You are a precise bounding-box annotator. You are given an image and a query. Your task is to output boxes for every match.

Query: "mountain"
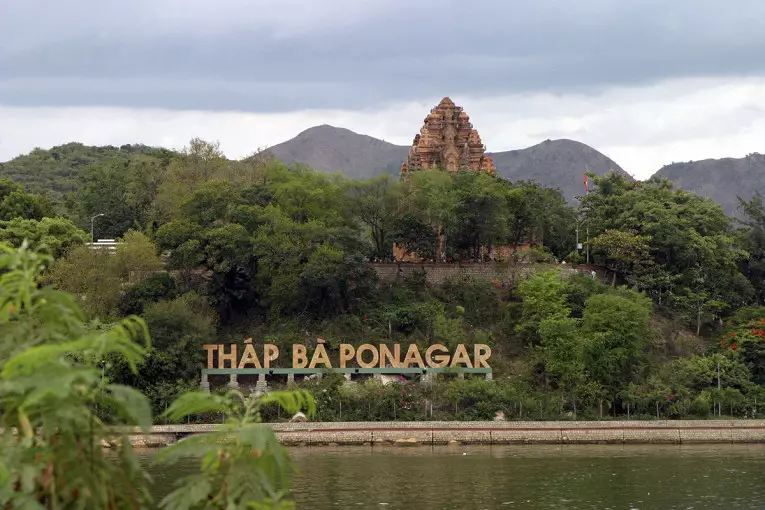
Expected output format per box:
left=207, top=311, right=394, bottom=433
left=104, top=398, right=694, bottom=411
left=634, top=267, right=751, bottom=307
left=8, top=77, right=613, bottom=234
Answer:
left=267, top=125, right=627, bottom=201
left=489, top=139, right=627, bottom=202
left=653, top=153, right=765, bottom=216
left=266, top=125, right=408, bottom=179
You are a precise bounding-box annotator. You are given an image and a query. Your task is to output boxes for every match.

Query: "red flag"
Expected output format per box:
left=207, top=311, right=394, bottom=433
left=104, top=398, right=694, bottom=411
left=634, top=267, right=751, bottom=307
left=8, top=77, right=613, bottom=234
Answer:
left=584, top=174, right=589, bottom=194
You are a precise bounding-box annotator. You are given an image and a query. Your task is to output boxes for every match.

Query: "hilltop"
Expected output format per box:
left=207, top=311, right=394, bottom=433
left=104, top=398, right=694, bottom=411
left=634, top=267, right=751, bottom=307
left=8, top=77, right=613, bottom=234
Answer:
left=0, top=130, right=628, bottom=205
left=266, top=125, right=628, bottom=201
left=0, top=142, right=173, bottom=199
left=653, top=153, right=765, bottom=216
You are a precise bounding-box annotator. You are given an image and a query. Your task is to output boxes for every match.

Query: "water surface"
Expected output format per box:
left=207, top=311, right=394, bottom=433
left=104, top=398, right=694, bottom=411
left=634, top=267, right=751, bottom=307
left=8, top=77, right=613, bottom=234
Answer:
left=142, top=444, right=765, bottom=509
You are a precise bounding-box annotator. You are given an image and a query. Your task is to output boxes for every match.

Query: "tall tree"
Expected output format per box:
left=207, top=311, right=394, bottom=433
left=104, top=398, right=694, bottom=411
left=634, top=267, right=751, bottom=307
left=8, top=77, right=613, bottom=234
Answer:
left=590, top=229, right=653, bottom=286
left=582, top=172, right=752, bottom=330
left=0, top=178, right=53, bottom=221
left=737, top=191, right=765, bottom=304
left=348, top=174, right=399, bottom=260
left=154, top=138, right=228, bottom=221
left=51, top=230, right=164, bottom=318
left=447, top=172, right=508, bottom=260
left=0, top=217, right=88, bottom=258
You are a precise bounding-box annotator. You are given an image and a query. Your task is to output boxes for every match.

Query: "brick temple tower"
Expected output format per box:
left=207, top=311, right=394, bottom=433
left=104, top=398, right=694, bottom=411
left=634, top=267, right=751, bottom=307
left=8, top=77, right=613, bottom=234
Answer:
left=400, top=97, right=496, bottom=177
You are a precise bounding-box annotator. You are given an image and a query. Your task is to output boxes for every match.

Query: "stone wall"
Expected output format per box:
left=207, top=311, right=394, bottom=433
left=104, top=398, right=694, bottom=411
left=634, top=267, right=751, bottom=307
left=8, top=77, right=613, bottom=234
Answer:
left=369, top=262, right=592, bottom=285
left=123, top=420, right=765, bottom=447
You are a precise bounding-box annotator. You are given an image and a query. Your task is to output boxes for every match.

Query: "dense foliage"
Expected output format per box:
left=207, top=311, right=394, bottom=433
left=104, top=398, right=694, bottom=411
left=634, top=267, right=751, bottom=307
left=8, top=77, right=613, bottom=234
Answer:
left=0, top=143, right=174, bottom=200
left=2, top=138, right=765, bottom=422
left=0, top=242, right=314, bottom=508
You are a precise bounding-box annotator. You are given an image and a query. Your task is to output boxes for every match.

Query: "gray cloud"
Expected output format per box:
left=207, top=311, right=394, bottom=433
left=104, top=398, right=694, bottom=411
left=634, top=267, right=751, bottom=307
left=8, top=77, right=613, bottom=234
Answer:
left=3, top=0, right=765, bottom=112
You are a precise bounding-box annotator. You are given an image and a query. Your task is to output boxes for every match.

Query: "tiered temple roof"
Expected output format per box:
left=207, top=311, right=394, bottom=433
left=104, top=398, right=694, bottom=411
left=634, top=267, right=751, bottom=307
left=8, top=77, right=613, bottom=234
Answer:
left=400, top=97, right=495, bottom=176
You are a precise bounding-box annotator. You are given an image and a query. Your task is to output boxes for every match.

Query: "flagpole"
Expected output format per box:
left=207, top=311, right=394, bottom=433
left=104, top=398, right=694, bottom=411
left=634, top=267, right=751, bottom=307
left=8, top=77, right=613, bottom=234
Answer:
left=584, top=167, right=590, bottom=264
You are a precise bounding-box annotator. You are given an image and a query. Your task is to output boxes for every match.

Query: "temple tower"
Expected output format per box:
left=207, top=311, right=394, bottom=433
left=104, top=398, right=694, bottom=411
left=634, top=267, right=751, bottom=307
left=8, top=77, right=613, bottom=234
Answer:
left=400, top=97, right=495, bottom=177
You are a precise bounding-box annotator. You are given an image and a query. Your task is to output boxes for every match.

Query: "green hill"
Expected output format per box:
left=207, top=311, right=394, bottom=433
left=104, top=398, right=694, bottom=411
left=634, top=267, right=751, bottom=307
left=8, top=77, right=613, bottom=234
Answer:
left=0, top=142, right=174, bottom=199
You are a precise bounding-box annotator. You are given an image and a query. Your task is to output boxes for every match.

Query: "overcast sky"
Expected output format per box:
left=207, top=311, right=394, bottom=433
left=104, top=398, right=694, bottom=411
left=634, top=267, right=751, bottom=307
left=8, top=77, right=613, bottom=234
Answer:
left=3, top=0, right=765, bottom=179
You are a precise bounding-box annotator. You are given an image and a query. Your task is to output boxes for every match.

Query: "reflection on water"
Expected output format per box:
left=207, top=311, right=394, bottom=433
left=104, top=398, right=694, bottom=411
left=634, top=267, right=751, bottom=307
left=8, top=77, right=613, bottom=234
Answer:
left=141, top=444, right=765, bottom=509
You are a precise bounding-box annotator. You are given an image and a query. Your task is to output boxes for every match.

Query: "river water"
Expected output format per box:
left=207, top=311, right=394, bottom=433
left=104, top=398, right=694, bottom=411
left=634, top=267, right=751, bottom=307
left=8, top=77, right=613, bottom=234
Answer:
left=140, top=444, right=765, bottom=509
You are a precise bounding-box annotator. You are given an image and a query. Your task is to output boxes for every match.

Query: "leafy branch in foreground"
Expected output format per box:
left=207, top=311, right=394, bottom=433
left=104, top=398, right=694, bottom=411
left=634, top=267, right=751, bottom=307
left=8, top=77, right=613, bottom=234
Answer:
left=156, top=390, right=315, bottom=510
left=0, top=241, right=316, bottom=509
left=0, top=241, right=154, bottom=509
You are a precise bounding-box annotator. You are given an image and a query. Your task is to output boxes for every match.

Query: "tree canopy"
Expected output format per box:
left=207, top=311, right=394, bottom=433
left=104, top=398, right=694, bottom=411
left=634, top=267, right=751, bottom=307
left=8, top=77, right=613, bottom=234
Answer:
left=3, top=139, right=765, bottom=422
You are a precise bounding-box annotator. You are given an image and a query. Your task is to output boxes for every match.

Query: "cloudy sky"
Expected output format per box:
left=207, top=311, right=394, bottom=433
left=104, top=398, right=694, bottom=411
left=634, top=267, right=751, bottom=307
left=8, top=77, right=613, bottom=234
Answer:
left=2, top=0, right=765, bottom=179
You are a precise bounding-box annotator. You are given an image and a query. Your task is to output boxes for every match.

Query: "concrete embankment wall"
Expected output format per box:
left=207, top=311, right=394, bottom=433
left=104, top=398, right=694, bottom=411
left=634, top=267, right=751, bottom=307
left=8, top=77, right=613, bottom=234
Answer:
left=124, top=420, right=765, bottom=447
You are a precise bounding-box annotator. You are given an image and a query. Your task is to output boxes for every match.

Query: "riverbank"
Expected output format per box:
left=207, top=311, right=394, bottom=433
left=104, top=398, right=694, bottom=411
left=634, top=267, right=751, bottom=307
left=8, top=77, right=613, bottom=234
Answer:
left=122, top=420, right=765, bottom=447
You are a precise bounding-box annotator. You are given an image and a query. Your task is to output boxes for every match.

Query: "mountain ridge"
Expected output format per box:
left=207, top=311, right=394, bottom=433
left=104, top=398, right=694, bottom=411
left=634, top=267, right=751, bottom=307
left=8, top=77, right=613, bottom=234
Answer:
left=654, top=152, right=765, bottom=216
left=6, top=125, right=762, bottom=215
left=267, top=125, right=628, bottom=202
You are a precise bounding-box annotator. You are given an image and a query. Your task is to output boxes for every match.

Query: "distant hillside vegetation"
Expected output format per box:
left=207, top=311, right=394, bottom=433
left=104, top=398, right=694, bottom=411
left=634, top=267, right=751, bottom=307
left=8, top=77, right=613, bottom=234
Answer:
left=0, top=130, right=630, bottom=207
left=0, top=143, right=173, bottom=198
left=653, top=153, right=765, bottom=216
left=266, top=126, right=629, bottom=202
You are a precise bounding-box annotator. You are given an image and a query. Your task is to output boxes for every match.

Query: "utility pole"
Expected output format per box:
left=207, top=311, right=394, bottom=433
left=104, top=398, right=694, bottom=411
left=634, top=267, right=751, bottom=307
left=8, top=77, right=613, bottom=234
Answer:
left=90, top=213, right=105, bottom=243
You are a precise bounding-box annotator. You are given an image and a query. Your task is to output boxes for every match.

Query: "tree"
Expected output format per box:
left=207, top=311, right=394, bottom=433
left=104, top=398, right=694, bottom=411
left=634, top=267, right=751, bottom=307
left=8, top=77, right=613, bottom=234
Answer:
left=538, top=315, right=586, bottom=393
left=0, top=178, right=53, bottom=221
left=0, top=241, right=155, bottom=508
left=117, top=272, right=177, bottom=316
left=181, top=179, right=243, bottom=228
left=447, top=172, right=508, bottom=260
left=299, top=245, right=378, bottom=317
left=252, top=203, right=372, bottom=319
left=590, top=229, right=653, bottom=286
left=399, top=170, right=458, bottom=258
left=0, top=241, right=315, bottom=508
left=110, top=292, right=218, bottom=416
left=155, top=220, right=205, bottom=271
left=203, top=223, right=257, bottom=315
left=516, top=270, right=570, bottom=344
left=582, top=172, right=752, bottom=321
left=737, top=191, right=765, bottom=303
left=0, top=216, right=88, bottom=258
left=50, top=245, right=119, bottom=318
left=348, top=175, right=399, bottom=260
left=716, top=308, right=765, bottom=385
left=77, top=157, right=165, bottom=238
left=51, top=230, right=164, bottom=318
left=154, top=138, right=228, bottom=220
left=580, top=291, right=651, bottom=389
left=112, top=230, right=164, bottom=281
left=392, top=213, right=437, bottom=261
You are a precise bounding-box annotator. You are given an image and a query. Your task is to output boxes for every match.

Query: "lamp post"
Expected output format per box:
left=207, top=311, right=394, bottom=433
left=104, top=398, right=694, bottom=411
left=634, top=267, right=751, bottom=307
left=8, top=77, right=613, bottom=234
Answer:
left=90, top=213, right=105, bottom=243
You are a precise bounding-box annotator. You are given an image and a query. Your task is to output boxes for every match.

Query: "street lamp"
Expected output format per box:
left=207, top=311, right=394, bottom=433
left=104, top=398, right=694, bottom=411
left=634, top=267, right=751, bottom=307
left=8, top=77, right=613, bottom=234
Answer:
left=90, top=213, right=105, bottom=243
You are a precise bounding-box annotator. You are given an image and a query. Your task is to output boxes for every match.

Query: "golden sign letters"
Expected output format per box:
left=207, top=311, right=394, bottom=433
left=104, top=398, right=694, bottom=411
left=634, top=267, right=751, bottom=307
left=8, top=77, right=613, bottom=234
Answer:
left=202, top=339, right=491, bottom=370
